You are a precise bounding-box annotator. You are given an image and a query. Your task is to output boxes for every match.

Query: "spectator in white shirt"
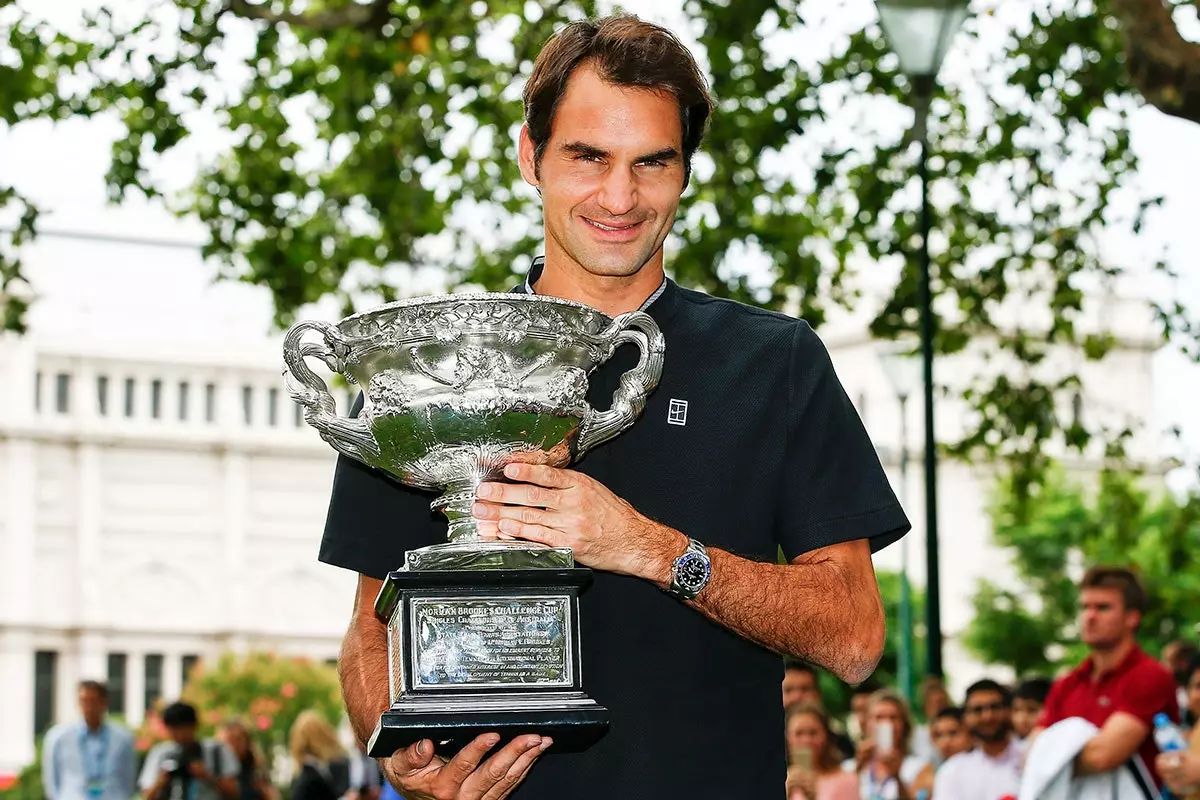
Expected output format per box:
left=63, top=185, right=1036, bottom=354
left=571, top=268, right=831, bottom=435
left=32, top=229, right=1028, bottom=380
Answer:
left=934, top=679, right=1022, bottom=800
left=910, top=706, right=974, bottom=796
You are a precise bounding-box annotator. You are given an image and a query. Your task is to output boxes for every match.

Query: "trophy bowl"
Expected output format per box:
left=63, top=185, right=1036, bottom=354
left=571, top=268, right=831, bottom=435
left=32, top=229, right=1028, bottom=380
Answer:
left=282, top=292, right=664, bottom=569
left=282, top=293, right=665, bottom=757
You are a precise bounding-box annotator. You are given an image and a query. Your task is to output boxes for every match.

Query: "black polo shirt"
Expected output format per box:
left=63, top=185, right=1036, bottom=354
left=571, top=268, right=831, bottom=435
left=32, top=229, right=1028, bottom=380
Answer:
left=319, top=270, right=909, bottom=799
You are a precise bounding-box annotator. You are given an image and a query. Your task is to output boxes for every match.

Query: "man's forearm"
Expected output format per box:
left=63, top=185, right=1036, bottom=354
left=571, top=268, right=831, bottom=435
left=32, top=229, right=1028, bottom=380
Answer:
left=339, top=610, right=393, bottom=748
left=645, top=531, right=884, bottom=684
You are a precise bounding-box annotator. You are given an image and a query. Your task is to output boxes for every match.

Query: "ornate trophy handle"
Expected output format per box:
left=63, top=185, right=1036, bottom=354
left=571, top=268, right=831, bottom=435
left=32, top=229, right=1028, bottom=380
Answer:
left=576, top=311, right=666, bottom=457
left=282, top=320, right=380, bottom=463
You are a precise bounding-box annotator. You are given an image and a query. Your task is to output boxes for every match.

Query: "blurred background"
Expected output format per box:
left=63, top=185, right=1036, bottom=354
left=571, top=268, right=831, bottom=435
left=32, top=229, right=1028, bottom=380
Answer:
left=1, top=0, right=1198, bottom=791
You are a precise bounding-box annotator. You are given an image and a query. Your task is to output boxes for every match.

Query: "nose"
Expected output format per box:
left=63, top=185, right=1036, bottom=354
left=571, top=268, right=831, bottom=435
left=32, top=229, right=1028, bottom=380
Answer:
left=596, top=165, right=637, bottom=217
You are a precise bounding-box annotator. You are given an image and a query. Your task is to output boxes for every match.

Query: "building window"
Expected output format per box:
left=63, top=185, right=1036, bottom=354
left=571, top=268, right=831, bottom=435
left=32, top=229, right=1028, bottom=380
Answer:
left=97, top=375, right=109, bottom=417
left=106, top=653, right=128, bottom=718
left=34, top=650, right=58, bottom=737
left=150, top=379, right=163, bottom=419
left=34, top=370, right=42, bottom=412
left=178, top=381, right=190, bottom=421
left=144, top=653, right=164, bottom=712
left=242, top=386, right=253, bottom=426
left=205, top=383, right=217, bottom=423
left=124, top=378, right=136, bottom=418
left=181, top=654, right=200, bottom=688
left=267, top=388, right=279, bottom=427
left=55, top=373, right=71, bottom=414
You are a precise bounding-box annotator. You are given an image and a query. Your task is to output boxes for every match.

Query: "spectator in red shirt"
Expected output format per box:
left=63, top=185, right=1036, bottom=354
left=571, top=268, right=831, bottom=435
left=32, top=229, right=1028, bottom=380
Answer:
left=1033, top=565, right=1178, bottom=786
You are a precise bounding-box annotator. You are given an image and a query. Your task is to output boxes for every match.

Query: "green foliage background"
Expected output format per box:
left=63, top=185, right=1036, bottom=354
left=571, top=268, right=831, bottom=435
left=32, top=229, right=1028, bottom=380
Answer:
left=964, top=466, right=1200, bottom=677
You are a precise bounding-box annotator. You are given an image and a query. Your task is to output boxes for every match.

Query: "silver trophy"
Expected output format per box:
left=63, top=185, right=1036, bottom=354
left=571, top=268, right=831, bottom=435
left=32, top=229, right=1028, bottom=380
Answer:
left=282, top=292, right=664, bottom=757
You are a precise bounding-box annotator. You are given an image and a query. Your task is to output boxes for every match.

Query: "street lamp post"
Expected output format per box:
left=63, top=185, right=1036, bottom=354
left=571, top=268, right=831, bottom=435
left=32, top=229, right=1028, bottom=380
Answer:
left=875, top=0, right=968, bottom=680
left=879, top=343, right=923, bottom=703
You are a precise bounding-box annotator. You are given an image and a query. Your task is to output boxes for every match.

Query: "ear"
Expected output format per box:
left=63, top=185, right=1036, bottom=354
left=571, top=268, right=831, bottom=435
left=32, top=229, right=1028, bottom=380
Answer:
left=518, top=125, right=540, bottom=188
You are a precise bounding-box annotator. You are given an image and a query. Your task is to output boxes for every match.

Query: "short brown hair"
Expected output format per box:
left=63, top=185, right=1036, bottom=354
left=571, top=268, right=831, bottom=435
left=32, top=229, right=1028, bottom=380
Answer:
left=523, top=14, right=713, bottom=186
left=78, top=680, right=108, bottom=701
left=1080, top=565, right=1147, bottom=614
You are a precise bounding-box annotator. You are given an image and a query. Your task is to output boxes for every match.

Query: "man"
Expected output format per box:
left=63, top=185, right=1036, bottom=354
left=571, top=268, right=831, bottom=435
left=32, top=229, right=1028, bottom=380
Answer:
left=933, top=679, right=1022, bottom=799
left=1011, top=676, right=1051, bottom=745
left=783, top=661, right=821, bottom=708
left=322, top=13, right=908, bottom=800
left=848, top=681, right=880, bottom=744
left=1034, top=566, right=1178, bottom=786
left=42, top=681, right=136, bottom=800
left=910, top=707, right=973, bottom=795
left=139, top=702, right=238, bottom=800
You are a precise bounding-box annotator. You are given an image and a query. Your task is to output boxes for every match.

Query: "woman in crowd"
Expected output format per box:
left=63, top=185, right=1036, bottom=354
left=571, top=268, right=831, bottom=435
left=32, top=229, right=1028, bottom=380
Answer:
left=1157, top=653, right=1200, bottom=798
left=218, top=719, right=279, bottom=800
left=855, top=690, right=927, bottom=800
left=909, top=707, right=973, bottom=797
left=783, top=702, right=858, bottom=800
left=289, top=711, right=351, bottom=800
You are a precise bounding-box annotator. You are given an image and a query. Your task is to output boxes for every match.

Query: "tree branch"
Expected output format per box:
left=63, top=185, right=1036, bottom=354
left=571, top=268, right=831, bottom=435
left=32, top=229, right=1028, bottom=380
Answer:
left=225, top=0, right=389, bottom=32
left=1111, top=0, right=1200, bottom=124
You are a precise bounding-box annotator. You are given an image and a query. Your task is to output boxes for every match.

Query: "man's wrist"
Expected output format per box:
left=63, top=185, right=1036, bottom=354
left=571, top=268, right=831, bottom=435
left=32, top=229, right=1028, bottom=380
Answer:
left=633, top=522, right=688, bottom=589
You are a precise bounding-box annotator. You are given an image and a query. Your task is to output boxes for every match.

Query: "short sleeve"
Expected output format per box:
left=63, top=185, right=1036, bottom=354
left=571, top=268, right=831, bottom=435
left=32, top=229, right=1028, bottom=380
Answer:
left=1113, top=663, right=1177, bottom=727
left=317, top=396, right=446, bottom=579
left=775, top=322, right=910, bottom=560
left=138, top=744, right=164, bottom=790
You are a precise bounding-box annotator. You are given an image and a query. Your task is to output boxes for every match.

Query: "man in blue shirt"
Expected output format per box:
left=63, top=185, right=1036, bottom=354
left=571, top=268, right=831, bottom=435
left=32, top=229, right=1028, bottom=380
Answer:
left=43, top=681, right=136, bottom=800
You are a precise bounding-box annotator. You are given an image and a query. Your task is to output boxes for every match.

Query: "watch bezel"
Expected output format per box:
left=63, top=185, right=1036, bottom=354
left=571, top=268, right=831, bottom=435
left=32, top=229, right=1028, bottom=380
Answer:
left=670, top=541, right=711, bottom=599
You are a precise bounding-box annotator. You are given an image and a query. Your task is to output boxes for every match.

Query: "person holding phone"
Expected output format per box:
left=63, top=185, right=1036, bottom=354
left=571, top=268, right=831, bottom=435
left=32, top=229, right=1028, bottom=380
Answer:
left=856, top=690, right=927, bottom=800
left=784, top=703, right=858, bottom=800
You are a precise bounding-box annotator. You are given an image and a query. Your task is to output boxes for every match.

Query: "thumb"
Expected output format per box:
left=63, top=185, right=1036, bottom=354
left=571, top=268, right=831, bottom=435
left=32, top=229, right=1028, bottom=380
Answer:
left=403, top=739, right=435, bottom=770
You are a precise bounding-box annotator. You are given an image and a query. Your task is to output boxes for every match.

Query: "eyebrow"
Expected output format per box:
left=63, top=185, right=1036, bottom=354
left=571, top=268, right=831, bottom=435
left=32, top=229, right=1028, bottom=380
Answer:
left=559, top=142, right=682, bottom=163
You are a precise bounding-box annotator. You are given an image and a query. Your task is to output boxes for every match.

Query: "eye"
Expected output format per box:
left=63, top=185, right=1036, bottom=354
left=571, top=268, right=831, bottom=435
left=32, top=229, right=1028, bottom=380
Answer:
left=575, top=153, right=602, bottom=163
left=638, top=159, right=666, bottom=168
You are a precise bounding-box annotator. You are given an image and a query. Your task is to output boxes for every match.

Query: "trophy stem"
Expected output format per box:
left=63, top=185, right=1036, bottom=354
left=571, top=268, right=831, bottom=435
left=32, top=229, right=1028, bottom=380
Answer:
left=432, top=484, right=482, bottom=545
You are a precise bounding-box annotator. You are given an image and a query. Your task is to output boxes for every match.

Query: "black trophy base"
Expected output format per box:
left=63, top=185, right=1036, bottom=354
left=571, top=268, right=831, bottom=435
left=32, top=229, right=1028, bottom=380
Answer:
left=368, top=567, right=610, bottom=759
left=368, top=695, right=610, bottom=758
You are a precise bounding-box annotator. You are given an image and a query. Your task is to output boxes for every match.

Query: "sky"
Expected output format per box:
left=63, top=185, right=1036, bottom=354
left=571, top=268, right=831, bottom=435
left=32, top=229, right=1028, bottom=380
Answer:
left=2, top=0, right=1198, bottom=482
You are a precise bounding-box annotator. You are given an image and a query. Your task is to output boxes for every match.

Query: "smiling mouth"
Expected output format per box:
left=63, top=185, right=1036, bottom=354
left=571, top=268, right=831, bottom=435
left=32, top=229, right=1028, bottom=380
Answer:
left=583, top=217, right=642, bottom=232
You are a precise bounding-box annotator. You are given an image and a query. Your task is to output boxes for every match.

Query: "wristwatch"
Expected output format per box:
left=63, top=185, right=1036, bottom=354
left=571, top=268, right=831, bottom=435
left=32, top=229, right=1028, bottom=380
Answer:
left=667, top=538, right=712, bottom=600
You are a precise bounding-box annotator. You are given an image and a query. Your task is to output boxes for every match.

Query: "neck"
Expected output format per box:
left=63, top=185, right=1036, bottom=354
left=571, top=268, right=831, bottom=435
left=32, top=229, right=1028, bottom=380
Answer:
left=1090, top=638, right=1135, bottom=678
left=535, top=247, right=665, bottom=317
left=980, top=736, right=1010, bottom=758
left=84, top=719, right=103, bottom=732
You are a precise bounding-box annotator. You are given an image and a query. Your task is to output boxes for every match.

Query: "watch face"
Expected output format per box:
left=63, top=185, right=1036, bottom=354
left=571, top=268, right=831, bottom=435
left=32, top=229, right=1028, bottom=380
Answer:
left=677, top=552, right=711, bottom=592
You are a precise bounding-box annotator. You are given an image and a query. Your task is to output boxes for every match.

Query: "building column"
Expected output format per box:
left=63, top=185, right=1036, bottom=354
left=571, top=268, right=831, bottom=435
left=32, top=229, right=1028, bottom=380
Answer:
left=2, top=440, right=37, bottom=626
left=77, top=443, right=103, bottom=627
left=126, top=650, right=145, bottom=727
left=0, top=629, right=36, bottom=772
left=222, top=451, right=249, bottom=637
left=163, top=652, right=183, bottom=703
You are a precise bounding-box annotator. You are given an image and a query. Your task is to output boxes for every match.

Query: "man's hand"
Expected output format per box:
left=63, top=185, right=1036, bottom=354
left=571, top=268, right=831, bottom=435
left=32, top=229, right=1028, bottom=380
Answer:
left=1156, top=750, right=1200, bottom=793
left=380, top=733, right=550, bottom=800
left=473, top=464, right=684, bottom=581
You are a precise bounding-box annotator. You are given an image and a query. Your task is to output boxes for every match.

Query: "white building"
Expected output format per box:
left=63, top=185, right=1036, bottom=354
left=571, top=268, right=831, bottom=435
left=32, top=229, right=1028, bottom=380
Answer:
left=0, top=227, right=1172, bottom=772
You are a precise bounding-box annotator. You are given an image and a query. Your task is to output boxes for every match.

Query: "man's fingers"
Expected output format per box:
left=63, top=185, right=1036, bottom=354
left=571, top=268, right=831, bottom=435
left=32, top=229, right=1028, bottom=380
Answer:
left=392, top=739, right=436, bottom=773
left=432, top=733, right=501, bottom=796
left=476, top=480, right=562, bottom=509
left=465, top=735, right=547, bottom=800
left=491, top=737, right=551, bottom=798
left=496, top=519, right=562, bottom=546
left=503, top=463, right=576, bottom=488
left=474, top=502, right=554, bottom=527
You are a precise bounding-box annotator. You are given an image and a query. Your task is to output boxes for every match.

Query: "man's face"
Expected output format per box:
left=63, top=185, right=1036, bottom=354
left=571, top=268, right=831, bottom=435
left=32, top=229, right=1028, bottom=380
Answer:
left=851, top=693, right=871, bottom=730
left=1011, top=698, right=1042, bottom=739
left=518, top=65, right=686, bottom=282
left=964, top=689, right=1011, bottom=744
left=1079, top=587, right=1138, bottom=650
left=782, top=670, right=819, bottom=707
left=78, top=688, right=107, bottom=727
left=167, top=723, right=197, bottom=745
left=930, top=716, right=972, bottom=761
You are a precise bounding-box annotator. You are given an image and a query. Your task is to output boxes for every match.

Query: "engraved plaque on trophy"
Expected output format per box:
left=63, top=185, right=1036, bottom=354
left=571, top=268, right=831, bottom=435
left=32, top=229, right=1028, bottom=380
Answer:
left=282, top=293, right=664, bottom=757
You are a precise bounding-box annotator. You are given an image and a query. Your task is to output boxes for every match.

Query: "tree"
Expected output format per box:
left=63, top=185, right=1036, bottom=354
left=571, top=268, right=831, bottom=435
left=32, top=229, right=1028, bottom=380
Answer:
left=963, top=464, right=1200, bottom=676
left=2, top=0, right=1198, bottom=491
